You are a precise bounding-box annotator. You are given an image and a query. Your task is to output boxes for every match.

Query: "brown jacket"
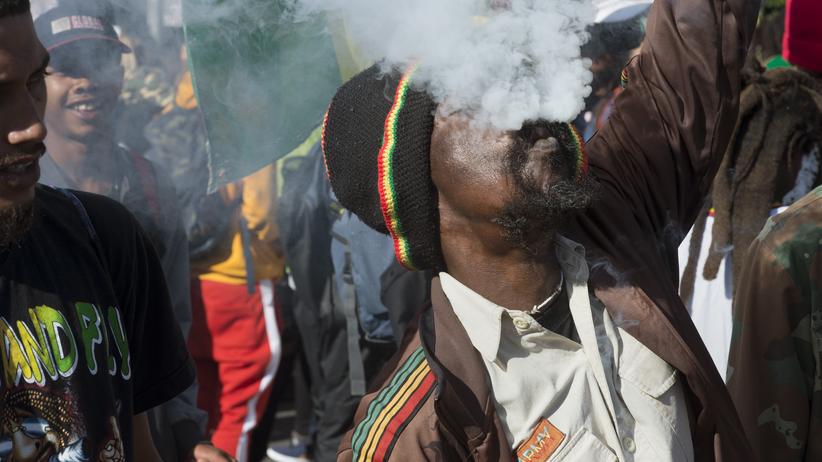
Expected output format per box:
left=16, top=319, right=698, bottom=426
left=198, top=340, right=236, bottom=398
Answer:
left=338, top=0, right=760, bottom=460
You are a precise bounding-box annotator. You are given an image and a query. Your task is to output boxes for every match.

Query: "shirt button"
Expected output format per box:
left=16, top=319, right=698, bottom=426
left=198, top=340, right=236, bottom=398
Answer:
left=513, top=318, right=530, bottom=330
left=622, top=436, right=636, bottom=454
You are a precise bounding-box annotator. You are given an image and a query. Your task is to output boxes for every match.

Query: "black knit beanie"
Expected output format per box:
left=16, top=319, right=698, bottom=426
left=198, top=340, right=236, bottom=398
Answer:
left=322, top=64, right=443, bottom=271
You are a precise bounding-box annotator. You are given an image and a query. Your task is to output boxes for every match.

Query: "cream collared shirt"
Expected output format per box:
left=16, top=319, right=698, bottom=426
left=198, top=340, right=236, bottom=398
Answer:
left=440, top=236, right=693, bottom=462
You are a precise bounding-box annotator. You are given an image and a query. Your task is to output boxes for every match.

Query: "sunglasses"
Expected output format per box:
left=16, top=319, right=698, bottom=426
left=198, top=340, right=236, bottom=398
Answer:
left=0, top=416, right=53, bottom=457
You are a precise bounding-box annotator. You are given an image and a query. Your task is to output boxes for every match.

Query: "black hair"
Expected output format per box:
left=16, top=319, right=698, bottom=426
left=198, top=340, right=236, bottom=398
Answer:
left=582, top=13, right=647, bottom=61
left=0, top=0, right=29, bottom=18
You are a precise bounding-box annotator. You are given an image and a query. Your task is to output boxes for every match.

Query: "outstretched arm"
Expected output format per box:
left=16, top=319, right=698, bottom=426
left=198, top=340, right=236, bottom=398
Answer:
left=587, top=0, right=760, bottom=244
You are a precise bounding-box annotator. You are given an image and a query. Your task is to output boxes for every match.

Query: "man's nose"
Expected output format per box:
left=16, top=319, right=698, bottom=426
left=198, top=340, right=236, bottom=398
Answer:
left=7, top=95, right=47, bottom=146
left=72, top=76, right=99, bottom=94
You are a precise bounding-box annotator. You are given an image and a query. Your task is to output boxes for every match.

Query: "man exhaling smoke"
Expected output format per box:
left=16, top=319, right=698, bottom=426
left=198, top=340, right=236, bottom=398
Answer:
left=494, top=121, right=599, bottom=252
left=320, top=0, right=761, bottom=457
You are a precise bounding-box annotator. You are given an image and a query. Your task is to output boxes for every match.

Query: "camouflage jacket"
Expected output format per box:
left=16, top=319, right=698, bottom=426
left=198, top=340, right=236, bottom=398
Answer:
left=727, top=186, right=822, bottom=462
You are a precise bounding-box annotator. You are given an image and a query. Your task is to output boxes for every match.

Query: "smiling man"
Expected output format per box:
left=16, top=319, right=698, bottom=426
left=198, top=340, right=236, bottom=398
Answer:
left=0, top=0, right=195, bottom=461
left=324, top=0, right=759, bottom=460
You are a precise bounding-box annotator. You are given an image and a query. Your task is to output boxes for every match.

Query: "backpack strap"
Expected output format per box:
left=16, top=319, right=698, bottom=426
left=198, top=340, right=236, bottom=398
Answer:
left=55, top=187, right=109, bottom=274
left=126, top=148, right=163, bottom=229
left=58, top=187, right=97, bottom=240
left=238, top=216, right=257, bottom=295
left=330, top=206, right=367, bottom=396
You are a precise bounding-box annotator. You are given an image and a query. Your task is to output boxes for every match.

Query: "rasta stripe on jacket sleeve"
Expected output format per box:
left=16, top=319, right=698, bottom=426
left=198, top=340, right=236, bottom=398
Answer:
left=351, top=347, right=436, bottom=462
left=377, top=64, right=420, bottom=271
left=567, top=123, right=589, bottom=181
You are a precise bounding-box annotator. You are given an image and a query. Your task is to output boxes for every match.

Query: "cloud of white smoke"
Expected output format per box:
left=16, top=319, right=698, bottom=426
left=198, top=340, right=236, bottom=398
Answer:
left=294, top=0, right=596, bottom=130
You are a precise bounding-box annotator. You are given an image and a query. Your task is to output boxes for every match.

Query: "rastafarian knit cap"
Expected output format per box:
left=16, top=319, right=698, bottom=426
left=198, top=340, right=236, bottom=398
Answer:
left=323, top=64, right=442, bottom=271
left=322, top=64, right=589, bottom=271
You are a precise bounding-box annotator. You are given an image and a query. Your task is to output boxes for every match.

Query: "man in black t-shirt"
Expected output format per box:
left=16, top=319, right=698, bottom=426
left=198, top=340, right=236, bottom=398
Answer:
left=30, top=2, right=231, bottom=459
left=0, top=1, right=195, bottom=461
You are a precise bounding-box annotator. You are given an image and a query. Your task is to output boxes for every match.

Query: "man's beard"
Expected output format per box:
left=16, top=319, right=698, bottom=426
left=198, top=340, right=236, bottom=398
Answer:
left=493, top=126, right=599, bottom=253
left=0, top=200, right=35, bottom=249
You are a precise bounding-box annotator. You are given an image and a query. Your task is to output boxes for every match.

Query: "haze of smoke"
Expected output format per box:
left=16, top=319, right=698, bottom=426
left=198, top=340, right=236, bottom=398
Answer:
left=295, top=0, right=596, bottom=130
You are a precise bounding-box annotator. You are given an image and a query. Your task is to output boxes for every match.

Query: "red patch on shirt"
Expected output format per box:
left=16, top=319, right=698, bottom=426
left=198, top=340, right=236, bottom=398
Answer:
left=516, top=418, right=565, bottom=462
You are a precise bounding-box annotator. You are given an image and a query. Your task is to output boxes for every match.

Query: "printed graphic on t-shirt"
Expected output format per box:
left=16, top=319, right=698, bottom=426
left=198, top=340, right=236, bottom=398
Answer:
left=0, top=302, right=130, bottom=462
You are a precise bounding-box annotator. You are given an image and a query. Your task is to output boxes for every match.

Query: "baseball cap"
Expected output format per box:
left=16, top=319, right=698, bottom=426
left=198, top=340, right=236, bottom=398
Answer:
left=33, top=2, right=131, bottom=53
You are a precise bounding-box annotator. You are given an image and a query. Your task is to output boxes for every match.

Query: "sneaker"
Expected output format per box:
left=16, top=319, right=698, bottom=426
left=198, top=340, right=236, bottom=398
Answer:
left=266, top=437, right=313, bottom=462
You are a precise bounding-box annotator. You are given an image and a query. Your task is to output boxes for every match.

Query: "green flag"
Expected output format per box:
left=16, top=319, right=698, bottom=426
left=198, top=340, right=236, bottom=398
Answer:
left=183, top=0, right=350, bottom=190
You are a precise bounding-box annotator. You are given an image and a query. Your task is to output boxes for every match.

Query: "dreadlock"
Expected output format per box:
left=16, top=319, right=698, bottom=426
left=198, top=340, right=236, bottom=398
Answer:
left=748, top=6, right=785, bottom=70
left=0, top=0, right=29, bottom=17
left=680, top=67, right=822, bottom=303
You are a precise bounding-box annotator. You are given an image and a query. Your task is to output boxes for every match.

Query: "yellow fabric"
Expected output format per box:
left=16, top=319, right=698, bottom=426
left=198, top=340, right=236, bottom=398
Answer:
left=181, top=75, right=322, bottom=285
left=164, top=71, right=198, bottom=114
left=198, top=164, right=285, bottom=285
left=328, top=18, right=370, bottom=82
left=275, top=126, right=323, bottom=197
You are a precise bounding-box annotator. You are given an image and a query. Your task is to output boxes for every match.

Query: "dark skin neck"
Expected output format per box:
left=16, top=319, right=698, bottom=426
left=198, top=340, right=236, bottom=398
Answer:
left=438, top=193, right=563, bottom=312
left=428, top=114, right=568, bottom=312
left=46, top=131, right=118, bottom=195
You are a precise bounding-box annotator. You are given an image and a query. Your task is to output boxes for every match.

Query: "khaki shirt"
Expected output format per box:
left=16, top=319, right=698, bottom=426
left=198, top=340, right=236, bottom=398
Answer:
left=442, top=236, right=693, bottom=462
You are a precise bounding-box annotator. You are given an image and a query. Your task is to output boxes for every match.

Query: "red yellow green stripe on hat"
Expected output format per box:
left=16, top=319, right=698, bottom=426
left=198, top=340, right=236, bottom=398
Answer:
left=321, top=107, right=332, bottom=180
left=566, top=122, right=589, bottom=181
left=377, top=63, right=420, bottom=270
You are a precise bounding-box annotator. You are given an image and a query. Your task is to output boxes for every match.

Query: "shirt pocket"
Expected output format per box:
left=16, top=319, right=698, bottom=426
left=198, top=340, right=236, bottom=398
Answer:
left=550, top=427, right=617, bottom=462
left=617, top=333, right=677, bottom=398
left=616, top=331, right=694, bottom=461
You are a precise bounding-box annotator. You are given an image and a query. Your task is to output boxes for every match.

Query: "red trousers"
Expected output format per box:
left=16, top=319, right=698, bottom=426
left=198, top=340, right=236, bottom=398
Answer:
left=189, top=278, right=282, bottom=462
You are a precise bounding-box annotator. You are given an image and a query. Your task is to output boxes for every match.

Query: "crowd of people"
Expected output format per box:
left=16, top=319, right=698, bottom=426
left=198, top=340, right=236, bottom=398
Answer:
left=0, top=0, right=820, bottom=461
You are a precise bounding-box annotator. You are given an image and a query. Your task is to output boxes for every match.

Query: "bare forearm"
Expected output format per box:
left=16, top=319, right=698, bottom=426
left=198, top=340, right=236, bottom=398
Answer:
left=133, top=413, right=164, bottom=462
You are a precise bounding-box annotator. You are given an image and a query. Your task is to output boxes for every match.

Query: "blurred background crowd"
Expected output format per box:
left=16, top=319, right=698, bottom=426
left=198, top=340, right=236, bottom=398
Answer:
left=26, top=0, right=821, bottom=460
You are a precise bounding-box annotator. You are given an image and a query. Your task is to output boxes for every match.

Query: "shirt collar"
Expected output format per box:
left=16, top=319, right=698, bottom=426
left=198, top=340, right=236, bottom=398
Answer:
left=38, top=151, right=131, bottom=201
left=554, top=234, right=589, bottom=283
left=439, top=271, right=506, bottom=362
left=440, top=235, right=590, bottom=363
left=38, top=154, right=69, bottom=188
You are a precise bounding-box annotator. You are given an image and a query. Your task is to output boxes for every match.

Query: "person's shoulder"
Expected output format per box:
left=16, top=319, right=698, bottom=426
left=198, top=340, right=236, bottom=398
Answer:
left=751, top=187, right=822, bottom=271
left=130, top=150, right=180, bottom=208
left=344, top=338, right=437, bottom=459
left=35, top=185, right=143, bottom=253
left=120, top=147, right=182, bottom=218
left=781, top=186, right=822, bottom=221
left=66, top=188, right=145, bottom=248
left=36, top=184, right=132, bottom=224
left=73, top=188, right=138, bottom=222
left=757, top=188, right=822, bottom=246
